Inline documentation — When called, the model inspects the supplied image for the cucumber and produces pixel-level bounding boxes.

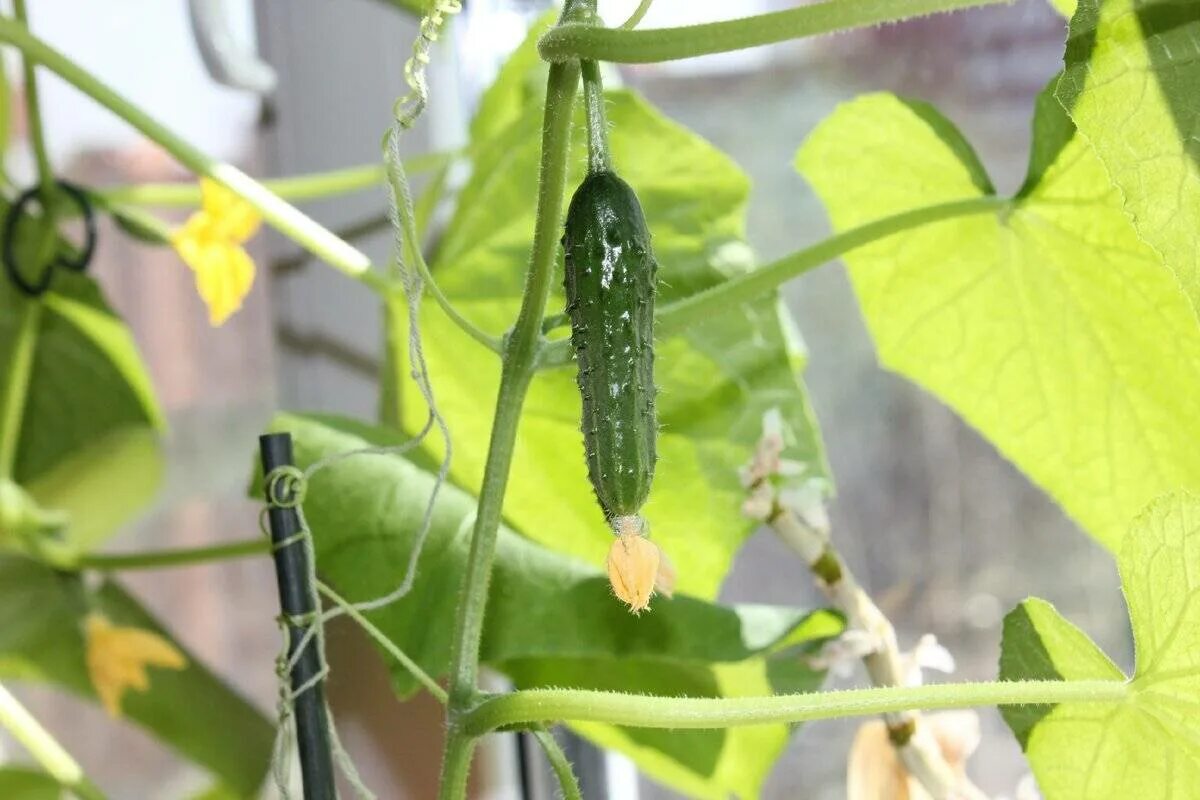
[563,170,657,521]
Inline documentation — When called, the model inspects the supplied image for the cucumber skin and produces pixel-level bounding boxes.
[563,171,657,520]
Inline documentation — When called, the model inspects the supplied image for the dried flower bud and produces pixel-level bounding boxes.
[607,524,661,614]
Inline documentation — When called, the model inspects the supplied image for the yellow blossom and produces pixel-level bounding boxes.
[607,516,665,613]
[84,613,187,717]
[171,179,262,325]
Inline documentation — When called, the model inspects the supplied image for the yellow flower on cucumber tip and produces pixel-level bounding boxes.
[84,612,187,717]
[171,179,262,326]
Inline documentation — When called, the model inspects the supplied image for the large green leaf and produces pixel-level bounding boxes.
[0,272,163,552]
[262,413,840,799]
[404,86,827,599]
[796,85,1200,551]
[0,556,273,797]
[999,492,1200,799]
[1058,0,1200,306]
[0,768,60,800]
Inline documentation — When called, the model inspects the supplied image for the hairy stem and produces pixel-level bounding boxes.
[539,0,1012,63]
[461,679,1128,736]
[0,18,379,285]
[435,43,583,800]
[581,60,611,175]
[98,151,455,207]
[532,728,583,800]
[0,682,107,800]
[75,538,270,571]
[537,196,1006,368]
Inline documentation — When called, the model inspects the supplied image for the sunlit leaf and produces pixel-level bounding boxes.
[999,492,1200,799]
[797,84,1200,551]
[1058,0,1200,307]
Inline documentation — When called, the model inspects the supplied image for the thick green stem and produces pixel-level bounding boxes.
[0,18,376,284]
[462,679,1129,736]
[532,728,582,800]
[436,47,583,800]
[0,302,41,479]
[99,151,455,208]
[537,196,1006,368]
[438,733,475,800]
[0,682,107,800]
[539,0,1012,63]
[75,538,269,571]
[580,60,611,175]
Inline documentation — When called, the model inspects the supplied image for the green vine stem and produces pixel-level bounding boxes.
[13,0,52,195]
[0,682,107,800]
[580,60,611,175]
[531,728,583,800]
[74,538,269,571]
[437,4,590,794]
[0,17,379,286]
[461,679,1129,736]
[619,0,656,30]
[98,151,455,208]
[536,196,1006,368]
[0,302,41,479]
[539,0,1012,63]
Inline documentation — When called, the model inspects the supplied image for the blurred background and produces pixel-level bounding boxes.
[1,0,1129,797]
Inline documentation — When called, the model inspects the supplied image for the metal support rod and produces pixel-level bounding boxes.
[259,432,337,800]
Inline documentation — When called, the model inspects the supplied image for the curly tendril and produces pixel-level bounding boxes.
[394,0,463,129]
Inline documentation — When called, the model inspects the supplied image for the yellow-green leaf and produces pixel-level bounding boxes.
[999,492,1200,799]
[1058,0,1200,307]
[796,86,1200,551]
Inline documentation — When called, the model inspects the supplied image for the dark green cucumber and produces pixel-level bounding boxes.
[563,170,657,520]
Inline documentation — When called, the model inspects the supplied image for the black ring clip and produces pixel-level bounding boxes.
[2,181,97,297]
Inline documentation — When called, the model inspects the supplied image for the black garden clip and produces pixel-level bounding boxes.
[2,180,97,297]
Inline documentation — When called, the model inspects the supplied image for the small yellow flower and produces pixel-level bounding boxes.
[84,613,187,717]
[606,516,667,613]
[171,179,262,326]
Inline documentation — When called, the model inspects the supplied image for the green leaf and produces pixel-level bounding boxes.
[262,412,841,799]
[0,556,273,796]
[1049,0,1077,17]
[796,85,1200,551]
[468,11,555,143]
[406,87,827,599]
[0,273,163,551]
[1058,0,1200,306]
[999,492,1200,799]
[0,767,61,800]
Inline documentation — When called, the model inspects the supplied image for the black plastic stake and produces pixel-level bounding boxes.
[259,433,337,800]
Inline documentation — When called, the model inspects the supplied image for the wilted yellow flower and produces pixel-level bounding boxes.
[171,179,262,326]
[607,516,665,613]
[84,613,186,717]
[846,711,982,800]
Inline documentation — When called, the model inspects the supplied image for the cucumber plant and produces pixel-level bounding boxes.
[1,0,1199,798]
